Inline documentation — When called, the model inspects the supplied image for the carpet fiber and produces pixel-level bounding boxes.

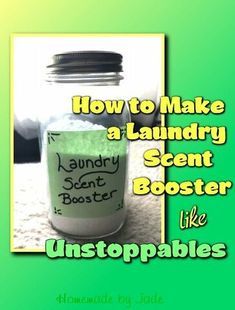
[13,141,162,250]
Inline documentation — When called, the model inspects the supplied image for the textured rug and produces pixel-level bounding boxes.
[13,140,162,250]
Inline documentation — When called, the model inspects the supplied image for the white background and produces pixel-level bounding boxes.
[14,35,164,139]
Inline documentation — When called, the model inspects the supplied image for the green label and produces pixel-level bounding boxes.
[47,130,127,218]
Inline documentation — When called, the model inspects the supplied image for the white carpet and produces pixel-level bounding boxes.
[13,141,162,250]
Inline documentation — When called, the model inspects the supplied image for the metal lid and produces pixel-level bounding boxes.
[47,51,123,74]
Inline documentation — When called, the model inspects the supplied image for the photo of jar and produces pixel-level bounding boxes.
[12,35,164,251]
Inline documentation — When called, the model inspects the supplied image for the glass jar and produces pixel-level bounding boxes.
[40,51,130,238]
